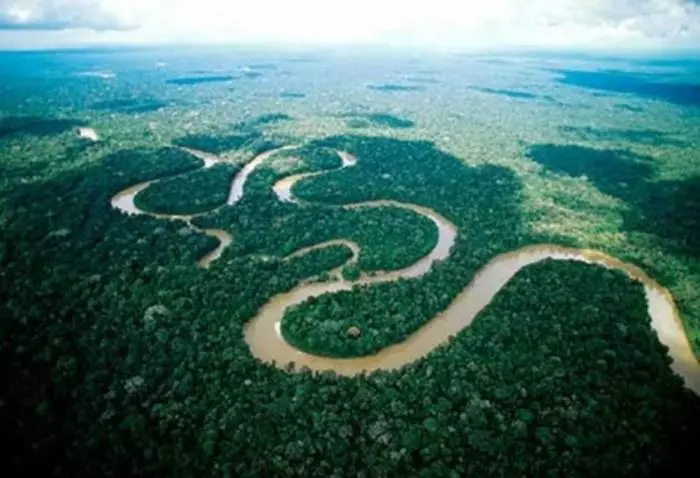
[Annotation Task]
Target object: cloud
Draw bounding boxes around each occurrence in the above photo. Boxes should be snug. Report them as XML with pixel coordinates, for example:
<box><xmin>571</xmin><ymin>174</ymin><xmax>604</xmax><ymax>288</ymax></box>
<box><xmin>0</xmin><ymin>0</ymin><xmax>699</xmax><ymax>49</ymax></box>
<box><xmin>0</xmin><ymin>0</ymin><xmax>139</xmax><ymax>30</ymax></box>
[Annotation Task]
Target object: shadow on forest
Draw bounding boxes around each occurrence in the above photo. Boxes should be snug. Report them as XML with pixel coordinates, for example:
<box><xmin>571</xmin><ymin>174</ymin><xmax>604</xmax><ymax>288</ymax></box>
<box><xmin>90</xmin><ymin>98</ymin><xmax>169</xmax><ymax>114</ymax></box>
<box><xmin>629</xmin><ymin>176</ymin><xmax>700</xmax><ymax>253</ymax></box>
<box><xmin>305</xmin><ymin>135</ymin><xmax>526</xmax><ymax>241</ymax></box>
<box><xmin>467</xmin><ymin>86</ymin><xmax>561</xmax><ymax>104</ymax></box>
<box><xmin>237</xmin><ymin>113</ymin><xmax>292</xmax><ymax>130</ymax></box>
<box><xmin>173</xmin><ymin>131</ymin><xmax>273</xmax><ymax>155</ymax></box>
<box><xmin>527</xmin><ymin>144</ymin><xmax>654</xmax><ymax>197</ymax></box>
<box><xmin>346</xmin><ymin>119</ymin><xmax>370</xmax><ymax>129</ymax></box>
<box><xmin>367</xmin><ymin>83</ymin><xmax>425</xmax><ymax>92</ymax></box>
<box><xmin>3</xmin><ymin>146</ymin><xmax>214</xmax><ymax>270</ymax></box>
<box><xmin>280</xmin><ymin>92</ymin><xmax>305</xmax><ymax>99</ymax></box>
<box><xmin>344</xmin><ymin>113</ymin><xmax>415</xmax><ymax>129</ymax></box>
<box><xmin>165</xmin><ymin>75</ymin><xmax>235</xmax><ymax>86</ymax></box>
<box><xmin>0</xmin><ymin>116</ymin><xmax>83</xmax><ymax>138</ymax></box>
<box><xmin>172</xmin><ymin>113</ymin><xmax>293</xmax><ymax>154</ymax></box>
<box><xmin>559</xmin><ymin>125</ymin><xmax>686</xmax><ymax>146</ymax></box>
<box><xmin>468</xmin><ymin>86</ymin><xmax>538</xmax><ymax>100</ymax></box>
<box><xmin>0</xmin><ymin>159</ymin><xmax>49</xmax><ymax>180</ymax></box>
<box><xmin>614</xmin><ymin>104</ymin><xmax>644</xmax><ymax>112</ymax></box>
<box><xmin>528</xmin><ymin>143</ymin><xmax>700</xmax><ymax>256</ymax></box>
<box><xmin>554</xmin><ymin>69</ymin><xmax>700</xmax><ymax>107</ymax></box>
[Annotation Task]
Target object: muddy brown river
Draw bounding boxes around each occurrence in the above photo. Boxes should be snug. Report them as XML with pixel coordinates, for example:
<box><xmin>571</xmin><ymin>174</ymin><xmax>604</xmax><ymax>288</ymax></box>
<box><xmin>111</xmin><ymin>146</ymin><xmax>700</xmax><ymax>393</ymax></box>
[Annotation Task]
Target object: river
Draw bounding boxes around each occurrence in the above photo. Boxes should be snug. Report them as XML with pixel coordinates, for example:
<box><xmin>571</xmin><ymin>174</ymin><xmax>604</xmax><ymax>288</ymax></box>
<box><xmin>111</xmin><ymin>145</ymin><xmax>700</xmax><ymax>393</ymax></box>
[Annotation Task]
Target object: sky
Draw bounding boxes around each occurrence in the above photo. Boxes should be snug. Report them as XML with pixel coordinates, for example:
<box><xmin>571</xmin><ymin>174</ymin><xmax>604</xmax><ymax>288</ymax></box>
<box><xmin>0</xmin><ymin>0</ymin><xmax>699</xmax><ymax>51</ymax></box>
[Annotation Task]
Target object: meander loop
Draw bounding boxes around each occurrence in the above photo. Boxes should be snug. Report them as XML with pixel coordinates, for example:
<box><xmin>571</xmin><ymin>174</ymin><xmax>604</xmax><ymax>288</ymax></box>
<box><xmin>111</xmin><ymin>146</ymin><xmax>700</xmax><ymax>392</ymax></box>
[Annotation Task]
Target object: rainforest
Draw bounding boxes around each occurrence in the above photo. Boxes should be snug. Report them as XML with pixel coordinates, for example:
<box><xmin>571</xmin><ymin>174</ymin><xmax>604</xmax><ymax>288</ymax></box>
<box><xmin>1</xmin><ymin>48</ymin><xmax>699</xmax><ymax>478</ymax></box>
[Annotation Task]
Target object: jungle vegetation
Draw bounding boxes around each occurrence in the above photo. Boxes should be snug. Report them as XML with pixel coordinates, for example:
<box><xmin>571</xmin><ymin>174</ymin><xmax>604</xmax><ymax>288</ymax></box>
<box><xmin>278</xmin><ymin>135</ymin><xmax>527</xmax><ymax>356</ymax></box>
<box><xmin>172</xmin><ymin>114</ymin><xmax>293</xmax><ymax>155</ymax></box>
<box><xmin>238</xmin><ymin>113</ymin><xmax>293</xmax><ymax>129</ymax></box>
<box><xmin>3</xmin><ymin>154</ymin><xmax>699</xmax><ymax>476</ymax></box>
<box><xmin>193</xmin><ymin>141</ymin><xmax>439</xmax><ymax>272</ymax></box>
<box><xmin>135</xmin><ymin>163</ymin><xmax>240</xmax><ymax>215</ymax></box>
<box><xmin>90</xmin><ymin>99</ymin><xmax>170</xmax><ymax>114</ymax></box>
<box><xmin>0</xmin><ymin>116</ymin><xmax>83</xmax><ymax>138</ymax></box>
<box><xmin>2</xmin><ymin>49</ymin><xmax>700</xmax><ymax>478</ymax></box>
<box><xmin>345</xmin><ymin>113</ymin><xmax>416</xmax><ymax>129</ymax></box>
<box><xmin>347</xmin><ymin>118</ymin><xmax>372</xmax><ymax>129</ymax></box>
<box><xmin>172</xmin><ymin>132</ymin><xmax>269</xmax><ymax>155</ymax></box>
<box><xmin>527</xmin><ymin>144</ymin><xmax>700</xmax><ymax>255</ymax></box>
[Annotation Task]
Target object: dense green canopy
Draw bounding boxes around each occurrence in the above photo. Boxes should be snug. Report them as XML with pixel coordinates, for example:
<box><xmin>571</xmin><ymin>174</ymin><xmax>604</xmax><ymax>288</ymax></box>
<box><xmin>1</xmin><ymin>134</ymin><xmax>698</xmax><ymax>478</ymax></box>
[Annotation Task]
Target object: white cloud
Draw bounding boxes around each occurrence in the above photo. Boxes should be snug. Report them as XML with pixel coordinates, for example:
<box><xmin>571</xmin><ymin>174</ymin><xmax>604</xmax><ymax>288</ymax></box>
<box><xmin>0</xmin><ymin>0</ymin><xmax>142</xmax><ymax>30</ymax></box>
<box><xmin>0</xmin><ymin>0</ymin><xmax>699</xmax><ymax>50</ymax></box>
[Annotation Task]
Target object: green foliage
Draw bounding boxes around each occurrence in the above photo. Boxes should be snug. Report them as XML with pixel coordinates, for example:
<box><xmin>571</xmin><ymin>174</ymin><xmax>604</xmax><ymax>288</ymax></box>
<box><xmin>172</xmin><ymin>131</ymin><xmax>266</xmax><ymax>155</ymax></box>
<box><xmin>347</xmin><ymin>118</ymin><xmax>371</xmax><ymax>129</ymax></box>
<box><xmin>2</xmin><ymin>50</ymin><xmax>700</xmax><ymax>478</ymax></box>
<box><xmin>346</xmin><ymin>113</ymin><xmax>415</xmax><ymax>129</ymax></box>
<box><xmin>528</xmin><ymin>144</ymin><xmax>700</xmax><ymax>255</ymax></box>
<box><xmin>560</xmin><ymin>125</ymin><xmax>686</xmax><ymax>146</ymax></box>
<box><xmin>135</xmin><ymin>163</ymin><xmax>239</xmax><ymax>215</ymax></box>
<box><xmin>90</xmin><ymin>99</ymin><xmax>169</xmax><ymax>114</ymax></box>
<box><xmin>528</xmin><ymin>144</ymin><xmax>655</xmax><ymax>196</ymax></box>
<box><xmin>0</xmin><ymin>116</ymin><xmax>83</xmax><ymax>138</ymax></box>
<box><xmin>4</xmin><ymin>203</ymin><xmax>698</xmax><ymax>478</ymax></box>
<box><xmin>1</xmin><ymin>125</ymin><xmax>698</xmax><ymax>478</ymax></box>
<box><xmin>365</xmin><ymin>113</ymin><xmax>415</xmax><ymax>129</ymax></box>
<box><xmin>341</xmin><ymin>265</ymin><xmax>361</xmax><ymax>281</ymax></box>
<box><xmin>195</xmin><ymin>141</ymin><xmax>439</xmax><ymax>273</ymax></box>
<box><xmin>172</xmin><ymin>113</ymin><xmax>293</xmax><ymax>155</ymax></box>
<box><xmin>287</xmin><ymin>145</ymin><xmax>342</xmax><ymax>170</ymax></box>
<box><xmin>238</xmin><ymin>113</ymin><xmax>293</xmax><ymax>130</ymax></box>
<box><xmin>278</xmin><ymin>135</ymin><xmax>525</xmax><ymax>356</ymax></box>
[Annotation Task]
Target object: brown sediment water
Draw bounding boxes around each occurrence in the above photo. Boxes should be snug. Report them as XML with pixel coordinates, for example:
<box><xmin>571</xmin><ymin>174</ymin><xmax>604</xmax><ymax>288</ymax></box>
<box><xmin>272</xmin><ymin>154</ymin><xmax>457</xmax><ymax>281</ymax></box>
<box><xmin>110</xmin><ymin>146</ymin><xmax>295</xmax><ymax>267</ymax></box>
<box><xmin>180</xmin><ymin>147</ymin><xmax>223</xmax><ymax>169</ymax></box>
<box><xmin>111</xmin><ymin>180</ymin><xmax>194</xmax><ymax>222</ymax></box>
<box><xmin>228</xmin><ymin>145</ymin><xmax>298</xmax><ymax>205</ymax></box>
<box><xmin>244</xmin><ymin>245</ymin><xmax>700</xmax><ymax>394</ymax></box>
<box><xmin>198</xmin><ymin>229</ymin><xmax>233</xmax><ymax>268</ymax></box>
<box><xmin>272</xmin><ymin>150</ymin><xmax>356</xmax><ymax>203</ymax></box>
<box><xmin>111</xmin><ymin>145</ymin><xmax>700</xmax><ymax>393</ymax></box>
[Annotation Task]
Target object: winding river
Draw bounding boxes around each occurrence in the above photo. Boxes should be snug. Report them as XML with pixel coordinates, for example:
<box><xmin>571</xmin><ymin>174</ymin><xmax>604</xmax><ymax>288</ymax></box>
<box><xmin>111</xmin><ymin>145</ymin><xmax>700</xmax><ymax>393</ymax></box>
